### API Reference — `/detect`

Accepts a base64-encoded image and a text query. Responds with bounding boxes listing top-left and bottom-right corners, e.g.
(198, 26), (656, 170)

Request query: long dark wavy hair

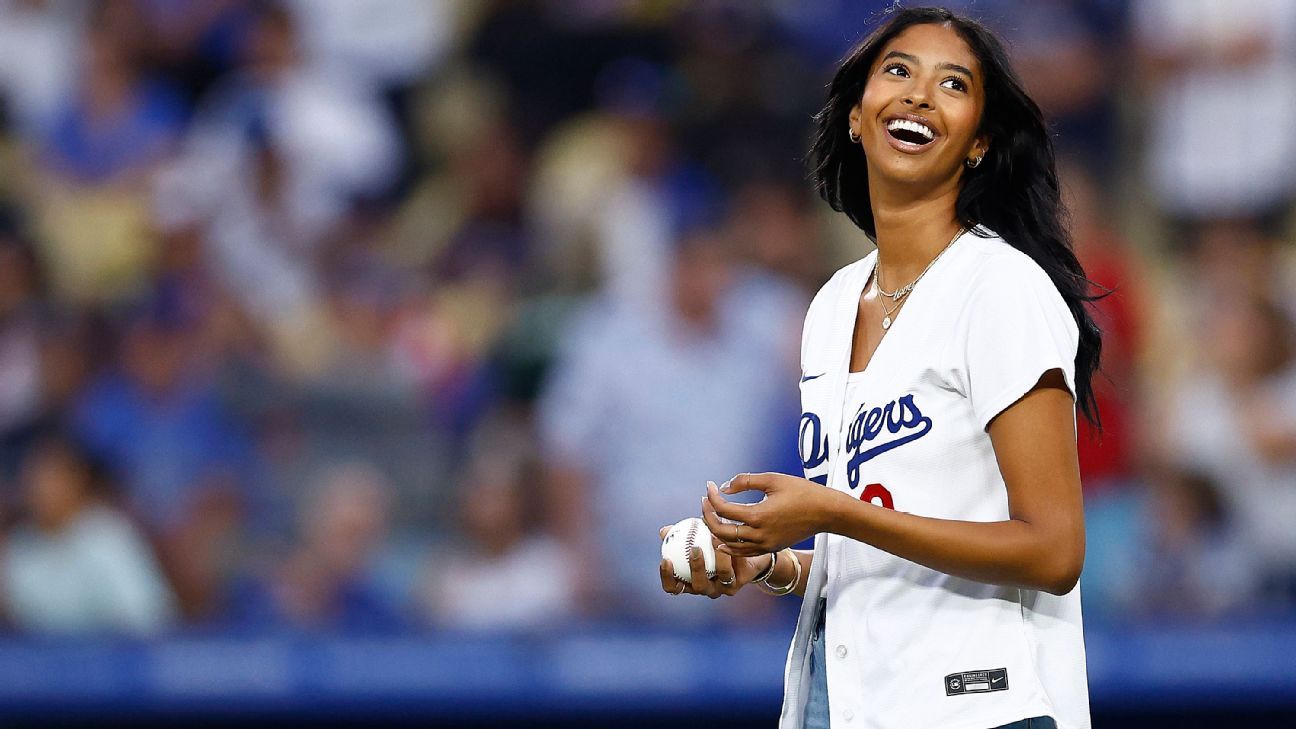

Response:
(808, 5), (1105, 428)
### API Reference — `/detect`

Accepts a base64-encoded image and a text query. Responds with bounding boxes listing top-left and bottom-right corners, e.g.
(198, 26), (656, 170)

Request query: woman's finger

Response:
(719, 472), (770, 495)
(703, 495), (763, 548)
(706, 481), (757, 523)
(660, 559), (687, 595)
(702, 496), (741, 547)
(688, 547), (716, 597)
(711, 542), (736, 593)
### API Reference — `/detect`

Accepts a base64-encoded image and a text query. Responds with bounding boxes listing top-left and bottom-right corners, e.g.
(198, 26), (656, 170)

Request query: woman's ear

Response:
(848, 103), (862, 139)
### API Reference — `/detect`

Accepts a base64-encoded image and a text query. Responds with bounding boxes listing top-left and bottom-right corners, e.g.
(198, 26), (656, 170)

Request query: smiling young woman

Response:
(658, 6), (1104, 729)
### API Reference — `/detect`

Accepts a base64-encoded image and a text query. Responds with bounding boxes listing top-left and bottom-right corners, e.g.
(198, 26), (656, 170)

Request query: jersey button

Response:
(835, 645), (848, 659)
(843, 708), (854, 722)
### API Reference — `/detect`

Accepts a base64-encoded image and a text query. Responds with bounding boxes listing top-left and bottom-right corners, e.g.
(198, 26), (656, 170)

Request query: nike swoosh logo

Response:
(991, 677), (1004, 684)
(800, 373), (825, 382)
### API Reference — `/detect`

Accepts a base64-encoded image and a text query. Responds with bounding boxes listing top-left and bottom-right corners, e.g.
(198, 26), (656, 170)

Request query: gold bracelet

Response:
(760, 549), (800, 596)
(752, 552), (777, 584)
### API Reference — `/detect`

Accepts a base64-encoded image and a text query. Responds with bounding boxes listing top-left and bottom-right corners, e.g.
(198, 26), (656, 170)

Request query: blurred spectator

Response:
(284, 0), (452, 91)
(226, 461), (406, 633)
(467, 1), (668, 148)
(667, 4), (822, 187)
(72, 302), (252, 526)
(1, 432), (177, 635)
(1159, 293), (1296, 606)
(154, 119), (329, 378)
(530, 61), (721, 317)
(0, 210), (46, 453)
(282, 0), (459, 199)
(181, 1), (402, 223)
(1133, 0), (1296, 229)
(1186, 221), (1296, 312)
(419, 429), (574, 631)
(0, 0), (85, 136)
(386, 77), (536, 438)
(22, 0), (187, 306)
(539, 223), (803, 622)
(0, 305), (97, 494)
(37, 0), (185, 185)
(1122, 467), (1261, 620)
(133, 0), (255, 107)
(71, 299), (254, 617)
(151, 2), (406, 376)
(724, 179), (828, 294)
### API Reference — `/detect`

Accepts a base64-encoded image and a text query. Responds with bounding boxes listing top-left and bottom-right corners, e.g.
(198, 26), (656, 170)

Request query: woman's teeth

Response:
(886, 119), (935, 145)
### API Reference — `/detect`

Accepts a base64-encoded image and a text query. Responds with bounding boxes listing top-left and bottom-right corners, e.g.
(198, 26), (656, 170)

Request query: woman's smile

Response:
(882, 112), (941, 153)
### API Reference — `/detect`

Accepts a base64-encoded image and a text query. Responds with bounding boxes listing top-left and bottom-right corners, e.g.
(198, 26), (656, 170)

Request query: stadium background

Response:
(0, 0), (1293, 726)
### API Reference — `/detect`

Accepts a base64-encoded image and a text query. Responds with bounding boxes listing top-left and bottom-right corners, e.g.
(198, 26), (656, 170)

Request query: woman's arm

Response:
(706, 370), (1085, 596)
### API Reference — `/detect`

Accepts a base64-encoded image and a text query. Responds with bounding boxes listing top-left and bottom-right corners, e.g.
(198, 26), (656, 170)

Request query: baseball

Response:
(661, 517), (717, 582)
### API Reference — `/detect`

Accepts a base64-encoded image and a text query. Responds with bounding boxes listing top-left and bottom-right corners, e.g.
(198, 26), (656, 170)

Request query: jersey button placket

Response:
(834, 638), (856, 724)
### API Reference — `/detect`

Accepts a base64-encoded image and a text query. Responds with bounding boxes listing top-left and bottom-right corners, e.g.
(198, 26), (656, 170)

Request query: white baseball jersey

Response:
(778, 228), (1091, 729)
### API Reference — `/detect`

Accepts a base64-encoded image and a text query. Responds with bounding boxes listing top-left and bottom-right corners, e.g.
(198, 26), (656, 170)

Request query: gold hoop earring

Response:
(966, 155), (983, 169)
(848, 127), (860, 143)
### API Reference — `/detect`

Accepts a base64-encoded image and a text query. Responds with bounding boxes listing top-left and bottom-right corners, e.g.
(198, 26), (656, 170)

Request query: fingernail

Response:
(719, 480), (731, 492)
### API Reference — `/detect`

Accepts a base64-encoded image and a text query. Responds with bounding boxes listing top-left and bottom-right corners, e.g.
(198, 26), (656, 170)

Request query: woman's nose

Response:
(903, 96), (932, 110)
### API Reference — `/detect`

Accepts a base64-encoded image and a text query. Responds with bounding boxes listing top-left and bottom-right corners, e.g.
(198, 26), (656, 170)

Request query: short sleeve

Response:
(946, 255), (1080, 431)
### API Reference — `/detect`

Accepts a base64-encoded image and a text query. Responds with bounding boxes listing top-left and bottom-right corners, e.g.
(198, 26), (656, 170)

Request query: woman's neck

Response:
(870, 182), (963, 288)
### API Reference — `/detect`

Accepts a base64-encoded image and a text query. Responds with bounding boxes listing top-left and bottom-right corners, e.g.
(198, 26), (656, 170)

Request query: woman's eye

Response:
(942, 77), (967, 92)
(883, 64), (908, 77)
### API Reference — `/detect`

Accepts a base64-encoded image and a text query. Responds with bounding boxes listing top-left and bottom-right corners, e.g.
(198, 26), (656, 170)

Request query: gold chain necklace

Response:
(875, 227), (965, 301)
(874, 227), (964, 330)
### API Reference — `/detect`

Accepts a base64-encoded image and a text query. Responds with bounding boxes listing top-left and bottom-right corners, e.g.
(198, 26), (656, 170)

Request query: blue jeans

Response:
(803, 600), (1058, 729)
(995, 719), (1057, 729)
(802, 600), (830, 729)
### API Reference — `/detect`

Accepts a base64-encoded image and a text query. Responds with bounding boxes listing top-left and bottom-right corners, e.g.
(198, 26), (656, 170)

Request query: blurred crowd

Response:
(0, 0), (1293, 638)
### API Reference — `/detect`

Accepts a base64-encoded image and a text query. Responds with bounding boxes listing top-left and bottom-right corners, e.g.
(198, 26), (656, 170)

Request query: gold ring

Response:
(719, 576), (735, 586)
(734, 523), (744, 543)
(674, 582), (686, 595)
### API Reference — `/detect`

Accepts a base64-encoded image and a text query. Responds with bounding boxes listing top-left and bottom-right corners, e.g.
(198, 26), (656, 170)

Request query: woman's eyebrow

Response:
(880, 50), (975, 80)
(938, 62), (974, 80)
(881, 50), (919, 65)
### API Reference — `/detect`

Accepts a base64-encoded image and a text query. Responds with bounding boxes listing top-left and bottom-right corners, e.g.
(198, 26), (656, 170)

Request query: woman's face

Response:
(849, 23), (988, 188)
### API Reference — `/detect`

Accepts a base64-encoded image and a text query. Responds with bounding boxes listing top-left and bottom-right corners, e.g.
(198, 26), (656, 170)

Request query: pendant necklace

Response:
(874, 227), (964, 330)
(879, 289), (903, 330)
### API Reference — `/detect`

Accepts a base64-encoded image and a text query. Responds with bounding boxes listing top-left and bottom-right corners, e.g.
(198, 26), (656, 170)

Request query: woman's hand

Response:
(703, 473), (842, 558)
(658, 524), (773, 599)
